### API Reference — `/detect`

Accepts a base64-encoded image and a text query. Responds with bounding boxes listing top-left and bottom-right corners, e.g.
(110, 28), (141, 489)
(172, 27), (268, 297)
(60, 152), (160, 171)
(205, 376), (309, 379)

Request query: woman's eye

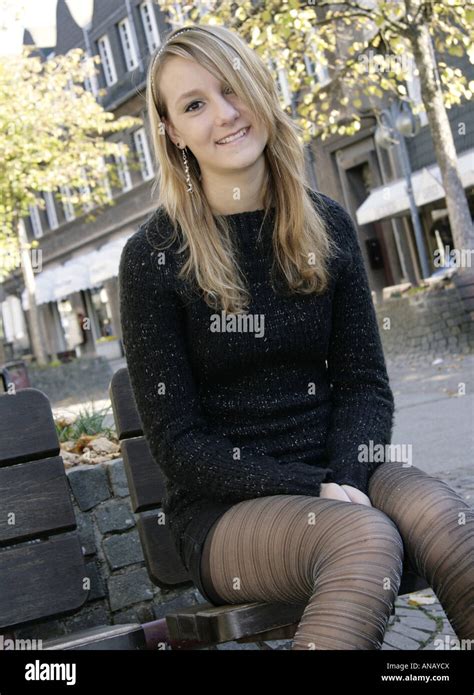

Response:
(185, 86), (234, 112)
(185, 100), (203, 113)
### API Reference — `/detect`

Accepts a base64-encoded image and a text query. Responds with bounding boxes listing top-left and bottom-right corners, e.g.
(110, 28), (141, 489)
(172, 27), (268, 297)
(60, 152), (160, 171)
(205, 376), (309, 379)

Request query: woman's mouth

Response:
(216, 126), (251, 146)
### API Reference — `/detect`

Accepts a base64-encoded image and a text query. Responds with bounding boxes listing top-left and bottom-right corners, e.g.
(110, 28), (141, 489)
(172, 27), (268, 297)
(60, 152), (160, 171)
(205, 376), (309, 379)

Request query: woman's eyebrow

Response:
(176, 89), (204, 106)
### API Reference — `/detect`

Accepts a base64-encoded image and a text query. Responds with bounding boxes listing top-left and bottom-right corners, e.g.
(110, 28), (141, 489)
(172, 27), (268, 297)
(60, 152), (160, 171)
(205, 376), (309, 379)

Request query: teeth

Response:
(217, 127), (248, 144)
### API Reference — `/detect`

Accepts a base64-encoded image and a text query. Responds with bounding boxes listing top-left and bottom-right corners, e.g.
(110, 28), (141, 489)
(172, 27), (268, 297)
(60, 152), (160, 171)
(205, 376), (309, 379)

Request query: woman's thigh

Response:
(201, 493), (404, 607)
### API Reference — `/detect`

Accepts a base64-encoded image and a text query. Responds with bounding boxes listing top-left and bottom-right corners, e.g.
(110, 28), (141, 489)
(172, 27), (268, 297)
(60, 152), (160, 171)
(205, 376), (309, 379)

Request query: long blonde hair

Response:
(146, 23), (340, 314)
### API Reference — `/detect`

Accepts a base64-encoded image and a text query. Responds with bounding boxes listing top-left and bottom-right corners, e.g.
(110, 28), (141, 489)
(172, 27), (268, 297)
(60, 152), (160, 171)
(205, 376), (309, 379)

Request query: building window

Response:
(118, 17), (139, 71)
(43, 191), (58, 230)
(304, 51), (330, 86)
(60, 185), (75, 222)
(139, 0), (161, 54)
(29, 203), (43, 238)
(268, 58), (292, 108)
(133, 127), (154, 180)
(97, 34), (117, 86)
(99, 157), (113, 200)
(114, 144), (133, 191)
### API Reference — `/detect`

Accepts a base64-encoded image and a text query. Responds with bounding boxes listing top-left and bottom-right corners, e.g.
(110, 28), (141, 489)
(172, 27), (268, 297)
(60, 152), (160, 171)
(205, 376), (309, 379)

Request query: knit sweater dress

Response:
(118, 190), (395, 603)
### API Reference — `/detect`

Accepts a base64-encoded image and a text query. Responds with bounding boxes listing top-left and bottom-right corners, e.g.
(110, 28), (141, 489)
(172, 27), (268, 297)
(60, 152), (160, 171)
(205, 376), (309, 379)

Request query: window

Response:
(139, 0), (161, 54)
(43, 191), (58, 230)
(114, 144), (133, 191)
(97, 34), (117, 86)
(304, 50), (330, 85)
(99, 157), (113, 200)
(118, 17), (139, 71)
(133, 127), (154, 180)
(29, 203), (43, 238)
(60, 185), (75, 222)
(79, 168), (93, 213)
(268, 58), (292, 107)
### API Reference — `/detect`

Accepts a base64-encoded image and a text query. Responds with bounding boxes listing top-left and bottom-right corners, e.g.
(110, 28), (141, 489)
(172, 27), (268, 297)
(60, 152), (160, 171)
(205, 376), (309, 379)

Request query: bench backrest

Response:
(0, 389), (89, 631)
(108, 368), (190, 590)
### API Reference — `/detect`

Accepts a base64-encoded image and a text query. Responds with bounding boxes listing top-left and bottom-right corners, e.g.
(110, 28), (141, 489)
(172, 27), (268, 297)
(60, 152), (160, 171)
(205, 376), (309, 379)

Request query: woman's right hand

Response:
(320, 482), (353, 502)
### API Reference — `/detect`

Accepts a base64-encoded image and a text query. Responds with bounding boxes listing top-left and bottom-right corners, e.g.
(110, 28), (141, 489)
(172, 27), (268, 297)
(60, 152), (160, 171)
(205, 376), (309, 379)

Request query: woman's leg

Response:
(369, 461), (474, 639)
(200, 494), (404, 650)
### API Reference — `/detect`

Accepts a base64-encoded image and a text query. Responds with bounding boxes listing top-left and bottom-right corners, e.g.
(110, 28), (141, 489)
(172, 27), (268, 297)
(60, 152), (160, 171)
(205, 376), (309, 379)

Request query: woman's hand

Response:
(320, 482), (373, 507)
(340, 484), (372, 507)
(320, 482), (352, 502)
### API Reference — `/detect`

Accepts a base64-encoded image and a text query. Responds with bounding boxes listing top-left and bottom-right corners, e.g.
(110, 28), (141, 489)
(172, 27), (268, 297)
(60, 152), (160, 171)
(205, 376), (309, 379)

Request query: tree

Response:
(157, 0), (473, 256)
(0, 46), (141, 365)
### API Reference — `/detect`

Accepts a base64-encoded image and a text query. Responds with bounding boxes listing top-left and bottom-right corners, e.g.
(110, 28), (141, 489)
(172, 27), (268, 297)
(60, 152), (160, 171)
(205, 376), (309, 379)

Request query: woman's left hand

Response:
(340, 484), (372, 507)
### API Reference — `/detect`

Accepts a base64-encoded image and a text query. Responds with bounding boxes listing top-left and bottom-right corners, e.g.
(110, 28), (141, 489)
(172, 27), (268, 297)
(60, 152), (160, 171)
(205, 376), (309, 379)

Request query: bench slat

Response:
(121, 437), (166, 512)
(137, 510), (190, 587)
(0, 456), (77, 545)
(0, 533), (89, 630)
(166, 601), (306, 643)
(0, 389), (59, 466)
(109, 369), (143, 439)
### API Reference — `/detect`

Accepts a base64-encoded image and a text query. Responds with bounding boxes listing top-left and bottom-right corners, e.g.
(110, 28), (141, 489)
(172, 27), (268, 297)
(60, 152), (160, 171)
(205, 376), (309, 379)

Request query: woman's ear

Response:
(162, 117), (179, 146)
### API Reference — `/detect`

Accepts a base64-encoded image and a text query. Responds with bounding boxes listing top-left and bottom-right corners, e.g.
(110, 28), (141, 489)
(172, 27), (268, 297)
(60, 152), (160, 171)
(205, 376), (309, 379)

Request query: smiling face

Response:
(159, 56), (269, 177)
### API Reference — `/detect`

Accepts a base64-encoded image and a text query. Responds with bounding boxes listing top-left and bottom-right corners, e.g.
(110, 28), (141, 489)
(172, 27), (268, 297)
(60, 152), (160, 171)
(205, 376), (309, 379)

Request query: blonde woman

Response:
(119, 24), (474, 649)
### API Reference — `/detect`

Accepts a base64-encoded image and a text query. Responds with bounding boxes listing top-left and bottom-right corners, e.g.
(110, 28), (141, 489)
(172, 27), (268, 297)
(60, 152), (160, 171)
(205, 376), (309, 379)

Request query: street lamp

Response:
(375, 98), (431, 280)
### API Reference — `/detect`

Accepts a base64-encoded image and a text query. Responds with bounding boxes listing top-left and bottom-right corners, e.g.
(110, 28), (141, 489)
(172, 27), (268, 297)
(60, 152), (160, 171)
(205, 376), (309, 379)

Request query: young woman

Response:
(118, 24), (474, 649)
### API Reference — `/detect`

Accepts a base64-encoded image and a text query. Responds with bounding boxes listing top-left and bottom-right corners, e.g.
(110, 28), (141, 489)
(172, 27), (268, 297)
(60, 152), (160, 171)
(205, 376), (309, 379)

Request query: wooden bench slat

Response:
(0, 389), (59, 466)
(136, 510), (190, 587)
(0, 533), (89, 630)
(121, 437), (166, 512)
(109, 369), (143, 439)
(0, 456), (77, 545)
(166, 601), (306, 643)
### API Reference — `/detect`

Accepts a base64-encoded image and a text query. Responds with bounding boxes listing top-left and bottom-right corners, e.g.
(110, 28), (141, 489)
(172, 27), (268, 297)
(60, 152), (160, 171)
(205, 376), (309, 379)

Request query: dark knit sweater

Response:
(118, 190), (395, 602)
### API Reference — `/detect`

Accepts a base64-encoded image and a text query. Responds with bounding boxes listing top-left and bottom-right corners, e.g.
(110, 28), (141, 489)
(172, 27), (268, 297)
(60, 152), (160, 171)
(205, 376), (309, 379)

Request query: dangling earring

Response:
(177, 142), (193, 193)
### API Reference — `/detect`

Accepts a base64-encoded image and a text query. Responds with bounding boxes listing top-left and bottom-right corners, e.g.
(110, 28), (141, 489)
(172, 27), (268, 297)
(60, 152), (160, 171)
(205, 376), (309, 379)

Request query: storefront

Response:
(355, 148), (474, 281)
(17, 235), (130, 362)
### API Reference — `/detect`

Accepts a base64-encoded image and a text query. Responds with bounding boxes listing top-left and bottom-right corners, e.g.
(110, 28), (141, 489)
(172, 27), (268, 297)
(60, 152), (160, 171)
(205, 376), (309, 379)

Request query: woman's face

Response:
(159, 56), (268, 175)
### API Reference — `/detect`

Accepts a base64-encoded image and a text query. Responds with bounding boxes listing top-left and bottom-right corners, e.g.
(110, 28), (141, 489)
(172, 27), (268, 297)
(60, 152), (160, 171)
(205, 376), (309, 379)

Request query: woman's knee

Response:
(316, 502), (404, 564)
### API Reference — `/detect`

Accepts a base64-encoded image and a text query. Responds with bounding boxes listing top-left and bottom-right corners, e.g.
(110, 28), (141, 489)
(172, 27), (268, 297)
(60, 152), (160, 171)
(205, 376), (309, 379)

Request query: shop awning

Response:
(88, 237), (129, 286)
(53, 258), (97, 301)
(356, 147), (474, 226)
(20, 233), (132, 310)
(21, 267), (59, 311)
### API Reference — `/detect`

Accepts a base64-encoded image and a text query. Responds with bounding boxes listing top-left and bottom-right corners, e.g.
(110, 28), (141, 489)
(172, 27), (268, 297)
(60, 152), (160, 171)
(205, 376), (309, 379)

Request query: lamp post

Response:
(374, 99), (431, 280)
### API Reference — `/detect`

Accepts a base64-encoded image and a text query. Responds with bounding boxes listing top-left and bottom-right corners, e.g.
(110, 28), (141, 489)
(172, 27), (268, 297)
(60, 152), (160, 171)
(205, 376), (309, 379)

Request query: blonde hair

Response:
(145, 23), (340, 314)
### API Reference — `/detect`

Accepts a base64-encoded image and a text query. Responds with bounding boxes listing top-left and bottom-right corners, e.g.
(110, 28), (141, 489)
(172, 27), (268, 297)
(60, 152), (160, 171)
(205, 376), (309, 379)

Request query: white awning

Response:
(88, 236), (130, 286)
(21, 267), (59, 311)
(53, 258), (96, 301)
(356, 148), (474, 226)
(20, 233), (132, 310)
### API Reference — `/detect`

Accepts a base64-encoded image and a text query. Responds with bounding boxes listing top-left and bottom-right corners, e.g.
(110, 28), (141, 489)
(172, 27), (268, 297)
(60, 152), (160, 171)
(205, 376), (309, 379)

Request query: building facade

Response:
(1, 1), (472, 361)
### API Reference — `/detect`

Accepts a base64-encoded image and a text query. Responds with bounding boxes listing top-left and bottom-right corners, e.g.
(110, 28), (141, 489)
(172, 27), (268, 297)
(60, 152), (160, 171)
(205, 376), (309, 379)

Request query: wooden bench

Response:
(0, 387), (146, 650)
(109, 367), (430, 649)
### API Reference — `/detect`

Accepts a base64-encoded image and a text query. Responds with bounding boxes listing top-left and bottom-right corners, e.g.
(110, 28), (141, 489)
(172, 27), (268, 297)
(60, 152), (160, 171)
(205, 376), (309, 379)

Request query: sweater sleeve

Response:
(118, 225), (334, 505)
(322, 202), (395, 495)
